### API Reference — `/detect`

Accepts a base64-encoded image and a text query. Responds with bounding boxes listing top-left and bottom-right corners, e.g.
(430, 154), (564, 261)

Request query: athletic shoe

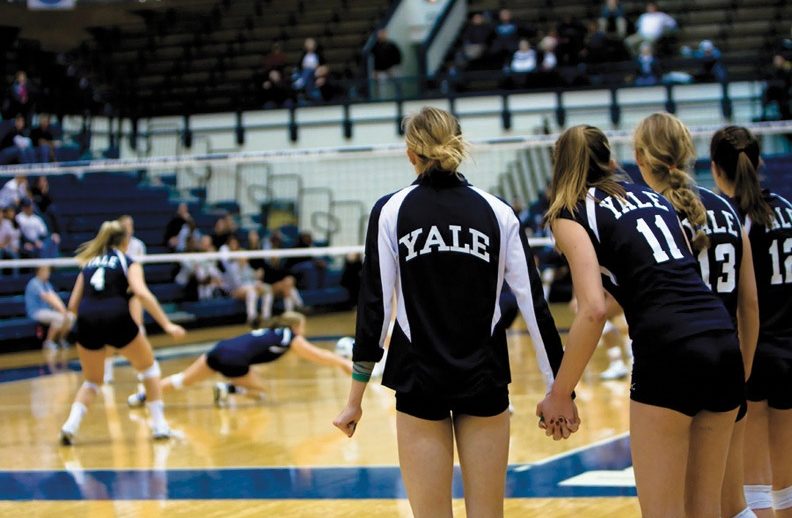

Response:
(600, 360), (629, 381)
(59, 429), (74, 446)
(127, 392), (146, 408)
(43, 340), (58, 352)
(213, 382), (230, 407)
(151, 422), (172, 441)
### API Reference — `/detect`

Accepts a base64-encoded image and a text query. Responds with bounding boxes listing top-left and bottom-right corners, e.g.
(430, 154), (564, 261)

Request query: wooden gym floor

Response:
(0, 306), (640, 517)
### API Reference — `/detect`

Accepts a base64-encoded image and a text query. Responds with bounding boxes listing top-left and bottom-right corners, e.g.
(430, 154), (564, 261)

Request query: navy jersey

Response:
(355, 170), (565, 398)
(742, 191), (792, 356)
(679, 187), (743, 321)
(213, 327), (295, 365)
(79, 250), (134, 314)
(559, 181), (734, 356)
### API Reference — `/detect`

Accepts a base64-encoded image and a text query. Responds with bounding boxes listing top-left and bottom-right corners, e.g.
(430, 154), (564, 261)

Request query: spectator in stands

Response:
(247, 229), (303, 312)
(511, 39), (538, 74)
(119, 215), (146, 259)
(0, 115), (35, 165)
(262, 41), (288, 74)
(598, 0), (627, 38)
(163, 203), (193, 251)
(261, 69), (295, 109)
(16, 197), (56, 258)
(461, 13), (493, 65)
(176, 235), (223, 301)
(371, 29), (403, 99)
(295, 38), (325, 96)
(0, 174), (29, 209)
(539, 33), (559, 71)
(6, 71), (33, 121)
(491, 9), (530, 65)
(0, 206), (21, 276)
(556, 15), (588, 65)
(30, 114), (59, 163)
(762, 53), (791, 120)
(635, 43), (662, 85)
(312, 65), (344, 103)
(25, 265), (75, 352)
(625, 3), (677, 56)
(221, 235), (274, 325)
(682, 40), (726, 83)
(30, 176), (61, 247)
(286, 230), (327, 289)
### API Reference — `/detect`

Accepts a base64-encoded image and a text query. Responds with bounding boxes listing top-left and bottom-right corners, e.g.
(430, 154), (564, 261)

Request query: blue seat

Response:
(150, 283), (184, 303)
(0, 296), (26, 318)
(0, 318), (37, 341)
(301, 287), (350, 307)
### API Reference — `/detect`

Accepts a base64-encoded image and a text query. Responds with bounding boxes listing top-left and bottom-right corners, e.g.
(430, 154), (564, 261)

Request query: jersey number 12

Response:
(769, 238), (792, 285)
(89, 268), (106, 292)
(636, 216), (684, 263)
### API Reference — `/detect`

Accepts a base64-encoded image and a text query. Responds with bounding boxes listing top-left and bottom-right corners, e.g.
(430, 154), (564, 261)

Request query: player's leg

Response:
(745, 402), (775, 518)
(119, 333), (170, 438)
(768, 408), (792, 518)
(60, 345), (106, 444)
(630, 400), (691, 517)
(224, 370), (268, 401)
(454, 410), (510, 518)
(129, 354), (217, 407)
(396, 411), (454, 518)
(722, 415), (754, 518)
(686, 408), (739, 517)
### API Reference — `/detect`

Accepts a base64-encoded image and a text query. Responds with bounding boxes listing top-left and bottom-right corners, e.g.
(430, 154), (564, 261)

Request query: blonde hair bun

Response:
(403, 107), (469, 174)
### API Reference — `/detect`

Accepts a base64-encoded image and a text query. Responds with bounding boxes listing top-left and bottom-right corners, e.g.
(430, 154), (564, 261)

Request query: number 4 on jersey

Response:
(636, 215), (684, 263)
(90, 267), (106, 291)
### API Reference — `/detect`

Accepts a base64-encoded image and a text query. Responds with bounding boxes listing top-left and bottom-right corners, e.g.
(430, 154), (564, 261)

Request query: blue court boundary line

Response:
(0, 434), (634, 501)
(0, 329), (565, 385)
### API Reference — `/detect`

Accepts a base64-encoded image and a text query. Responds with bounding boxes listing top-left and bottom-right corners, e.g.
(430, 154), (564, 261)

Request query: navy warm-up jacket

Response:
(353, 169), (565, 399)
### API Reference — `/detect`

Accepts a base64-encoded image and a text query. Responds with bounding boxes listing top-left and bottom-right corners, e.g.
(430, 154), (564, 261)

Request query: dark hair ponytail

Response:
(711, 126), (773, 227)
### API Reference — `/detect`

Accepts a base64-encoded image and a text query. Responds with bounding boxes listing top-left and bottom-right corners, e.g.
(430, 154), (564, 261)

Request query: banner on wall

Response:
(27, 0), (76, 10)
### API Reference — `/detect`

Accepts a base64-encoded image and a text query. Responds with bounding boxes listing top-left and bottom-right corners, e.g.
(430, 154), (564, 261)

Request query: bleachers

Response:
(438, 0), (791, 92)
(0, 171), (352, 351)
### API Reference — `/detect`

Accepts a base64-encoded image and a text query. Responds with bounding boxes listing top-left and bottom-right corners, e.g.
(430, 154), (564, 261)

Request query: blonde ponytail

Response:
(634, 113), (709, 251)
(403, 107), (469, 174)
(271, 311), (306, 332)
(546, 125), (624, 224)
(75, 220), (127, 265)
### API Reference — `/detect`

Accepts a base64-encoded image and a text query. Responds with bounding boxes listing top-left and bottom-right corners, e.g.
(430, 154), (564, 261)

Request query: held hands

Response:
(333, 404), (362, 438)
(536, 391), (581, 441)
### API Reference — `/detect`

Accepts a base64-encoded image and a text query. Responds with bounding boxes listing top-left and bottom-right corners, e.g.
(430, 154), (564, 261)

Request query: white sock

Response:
(167, 372), (185, 390)
(146, 400), (167, 429)
(260, 292), (273, 320)
(291, 289), (303, 307)
(245, 289), (257, 321)
(732, 507), (758, 518)
(62, 402), (87, 434)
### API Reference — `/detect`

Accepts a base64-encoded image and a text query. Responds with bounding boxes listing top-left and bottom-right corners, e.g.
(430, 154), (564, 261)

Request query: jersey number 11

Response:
(636, 216), (684, 263)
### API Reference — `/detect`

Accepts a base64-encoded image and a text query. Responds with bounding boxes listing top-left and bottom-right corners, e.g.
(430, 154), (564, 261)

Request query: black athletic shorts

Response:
(746, 353), (792, 410)
(395, 386), (510, 421)
(205, 348), (251, 378)
(630, 331), (744, 417)
(76, 312), (140, 351)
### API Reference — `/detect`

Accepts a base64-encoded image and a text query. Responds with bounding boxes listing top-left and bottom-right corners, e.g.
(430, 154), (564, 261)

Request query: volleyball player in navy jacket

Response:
(333, 107), (570, 518)
(710, 126), (792, 518)
(541, 124), (745, 517)
(60, 220), (185, 445)
(636, 113), (760, 518)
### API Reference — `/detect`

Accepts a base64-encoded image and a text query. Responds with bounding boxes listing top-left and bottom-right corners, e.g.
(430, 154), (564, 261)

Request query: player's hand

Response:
(333, 404), (362, 438)
(537, 391), (580, 440)
(164, 323), (186, 339)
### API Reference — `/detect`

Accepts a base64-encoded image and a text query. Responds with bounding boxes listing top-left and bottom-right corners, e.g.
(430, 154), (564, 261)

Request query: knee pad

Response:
(168, 372), (185, 390)
(745, 485), (773, 510)
(602, 320), (616, 335)
(773, 485), (792, 510)
(732, 507), (758, 518)
(82, 381), (100, 393)
(137, 361), (161, 380)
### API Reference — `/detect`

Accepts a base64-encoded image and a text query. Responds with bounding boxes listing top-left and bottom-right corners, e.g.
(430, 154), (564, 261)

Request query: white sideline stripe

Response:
(512, 432), (631, 472)
(1, 120), (791, 176)
(0, 238), (555, 268)
(559, 467), (635, 487)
